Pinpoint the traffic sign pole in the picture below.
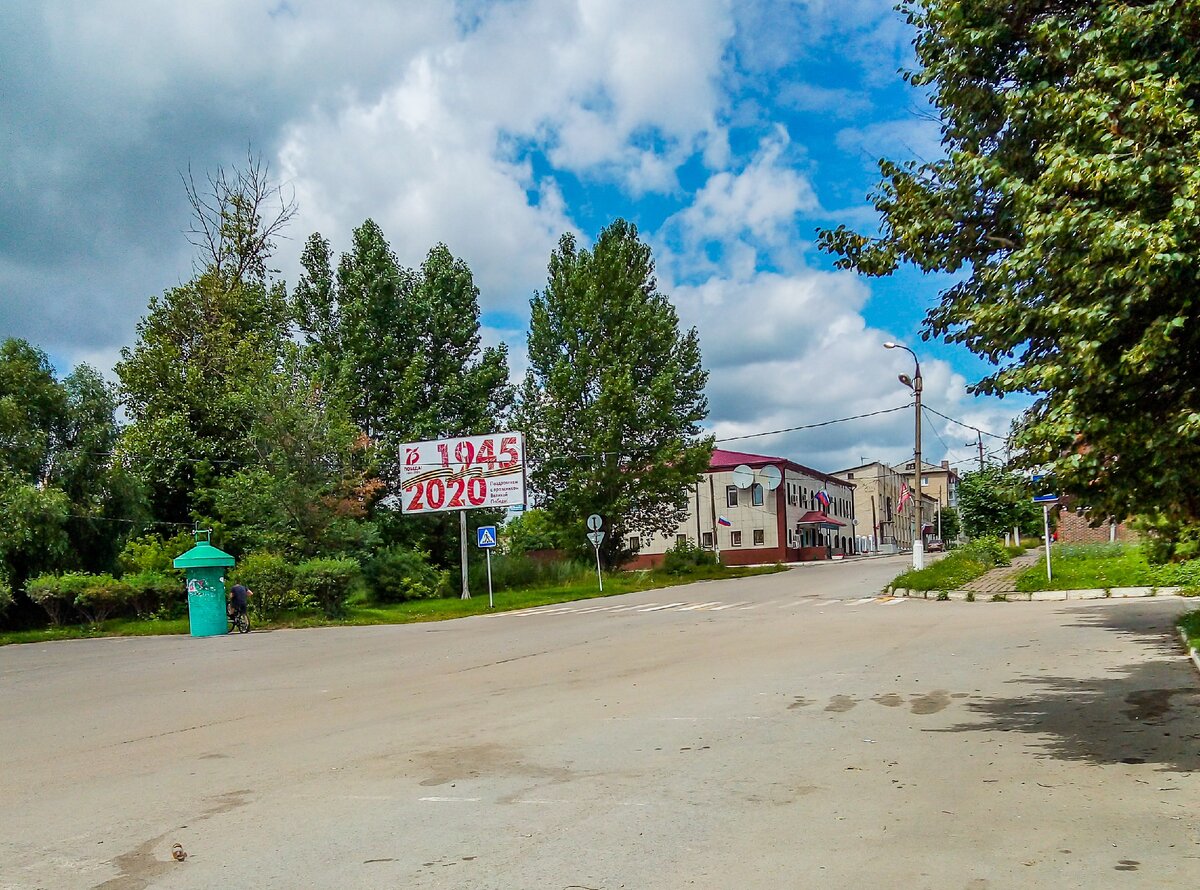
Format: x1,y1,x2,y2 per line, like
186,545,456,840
594,543,603,593
1044,504,1052,582
486,548,493,609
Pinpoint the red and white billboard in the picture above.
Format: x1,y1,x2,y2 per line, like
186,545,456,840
399,432,526,514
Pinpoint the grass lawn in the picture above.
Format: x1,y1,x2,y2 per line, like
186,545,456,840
889,547,1004,592
0,563,784,647
1014,543,1200,592
1179,611,1200,651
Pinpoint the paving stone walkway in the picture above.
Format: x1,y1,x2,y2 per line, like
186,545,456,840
962,549,1044,593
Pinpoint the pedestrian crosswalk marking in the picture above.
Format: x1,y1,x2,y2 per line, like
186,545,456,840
494,596,908,617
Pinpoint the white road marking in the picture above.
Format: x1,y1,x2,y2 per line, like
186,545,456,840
677,602,723,611
637,602,687,612
417,801,482,810
707,601,750,611
884,597,907,606
607,603,656,612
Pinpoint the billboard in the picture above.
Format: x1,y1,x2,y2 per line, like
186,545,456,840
399,432,526,514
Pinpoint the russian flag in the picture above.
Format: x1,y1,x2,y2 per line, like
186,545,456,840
717,516,732,527
815,490,831,509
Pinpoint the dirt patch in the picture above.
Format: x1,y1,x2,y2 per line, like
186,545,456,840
872,693,905,708
825,695,858,713
910,690,952,715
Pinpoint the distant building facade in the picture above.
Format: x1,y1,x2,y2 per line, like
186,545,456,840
832,461,940,552
627,449,857,568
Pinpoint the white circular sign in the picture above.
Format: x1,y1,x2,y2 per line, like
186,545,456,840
586,513,603,531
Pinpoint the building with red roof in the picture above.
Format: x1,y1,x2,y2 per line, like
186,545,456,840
624,448,858,568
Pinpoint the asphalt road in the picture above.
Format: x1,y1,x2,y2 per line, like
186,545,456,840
2,556,1198,889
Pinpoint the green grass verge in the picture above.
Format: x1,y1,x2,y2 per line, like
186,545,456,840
1179,611,1200,651
890,547,1002,592
0,564,785,646
1014,543,1200,592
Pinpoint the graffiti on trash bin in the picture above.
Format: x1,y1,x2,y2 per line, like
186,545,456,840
186,577,219,600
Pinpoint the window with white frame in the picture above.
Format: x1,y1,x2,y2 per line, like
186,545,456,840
753,529,765,546
752,483,764,506
726,485,738,508
627,536,641,551
730,530,742,546
701,531,713,549
676,534,687,547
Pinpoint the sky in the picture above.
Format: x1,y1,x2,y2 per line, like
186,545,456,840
0,0,1029,475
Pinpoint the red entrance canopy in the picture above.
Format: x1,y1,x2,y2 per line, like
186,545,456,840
796,510,846,530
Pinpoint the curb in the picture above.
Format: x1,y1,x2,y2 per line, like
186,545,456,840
887,586,1181,602
1178,628,1200,679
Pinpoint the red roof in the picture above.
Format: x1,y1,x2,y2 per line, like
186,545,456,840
796,510,846,528
709,448,785,470
707,448,853,488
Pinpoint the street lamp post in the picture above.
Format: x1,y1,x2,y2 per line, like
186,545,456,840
885,341,924,570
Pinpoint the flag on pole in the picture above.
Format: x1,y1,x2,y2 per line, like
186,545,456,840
815,490,830,509
897,485,913,513
717,516,732,527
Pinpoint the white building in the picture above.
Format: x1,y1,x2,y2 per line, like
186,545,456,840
628,448,857,567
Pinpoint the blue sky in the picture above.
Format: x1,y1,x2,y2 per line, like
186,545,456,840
0,0,1027,472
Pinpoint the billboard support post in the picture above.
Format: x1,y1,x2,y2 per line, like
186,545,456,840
459,510,470,600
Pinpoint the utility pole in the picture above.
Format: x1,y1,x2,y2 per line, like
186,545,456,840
976,430,984,471
885,342,924,569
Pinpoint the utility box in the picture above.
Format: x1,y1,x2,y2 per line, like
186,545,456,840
173,531,236,637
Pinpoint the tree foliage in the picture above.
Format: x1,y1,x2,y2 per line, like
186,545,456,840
819,1,1200,525
957,466,1039,540
517,220,713,566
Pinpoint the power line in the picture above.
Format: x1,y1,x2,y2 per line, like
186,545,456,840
922,404,1007,440
714,404,912,444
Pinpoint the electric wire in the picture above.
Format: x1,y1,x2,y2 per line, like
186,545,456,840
713,404,912,444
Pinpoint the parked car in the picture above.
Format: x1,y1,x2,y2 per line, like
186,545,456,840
926,539,945,552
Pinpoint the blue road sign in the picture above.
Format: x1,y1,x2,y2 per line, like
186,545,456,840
1032,493,1059,504
476,525,498,548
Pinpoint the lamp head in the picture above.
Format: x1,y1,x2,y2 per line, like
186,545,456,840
883,341,898,349
898,373,913,388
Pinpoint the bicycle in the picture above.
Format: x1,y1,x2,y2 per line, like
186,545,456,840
227,604,250,634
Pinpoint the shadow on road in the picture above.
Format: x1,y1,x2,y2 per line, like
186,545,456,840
931,604,1200,773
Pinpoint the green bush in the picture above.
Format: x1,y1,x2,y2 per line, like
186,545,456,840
364,546,448,603
73,574,131,625
468,553,591,592
25,574,79,626
295,558,360,617
118,531,192,577
122,571,182,618
232,552,304,620
0,571,12,616
661,539,719,575
960,537,1010,567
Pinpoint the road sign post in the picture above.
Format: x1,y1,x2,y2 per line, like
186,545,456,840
476,525,497,608
1032,493,1058,582
586,516,605,592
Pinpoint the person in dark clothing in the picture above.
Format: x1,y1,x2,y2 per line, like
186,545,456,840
228,583,252,618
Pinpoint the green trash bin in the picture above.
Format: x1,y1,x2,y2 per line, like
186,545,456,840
173,531,236,637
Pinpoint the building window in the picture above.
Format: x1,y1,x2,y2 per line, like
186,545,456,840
731,531,742,546
726,485,738,508
787,530,795,547
847,472,854,479
751,483,764,506
922,476,930,486
676,534,687,547
701,531,714,549
628,536,641,551
753,529,765,546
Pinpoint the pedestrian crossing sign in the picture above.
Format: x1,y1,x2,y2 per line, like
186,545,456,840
476,526,498,548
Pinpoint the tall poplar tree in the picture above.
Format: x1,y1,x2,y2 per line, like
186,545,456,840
517,219,712,567
294,224,511,490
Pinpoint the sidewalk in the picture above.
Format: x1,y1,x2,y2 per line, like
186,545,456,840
962,549,1043,594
